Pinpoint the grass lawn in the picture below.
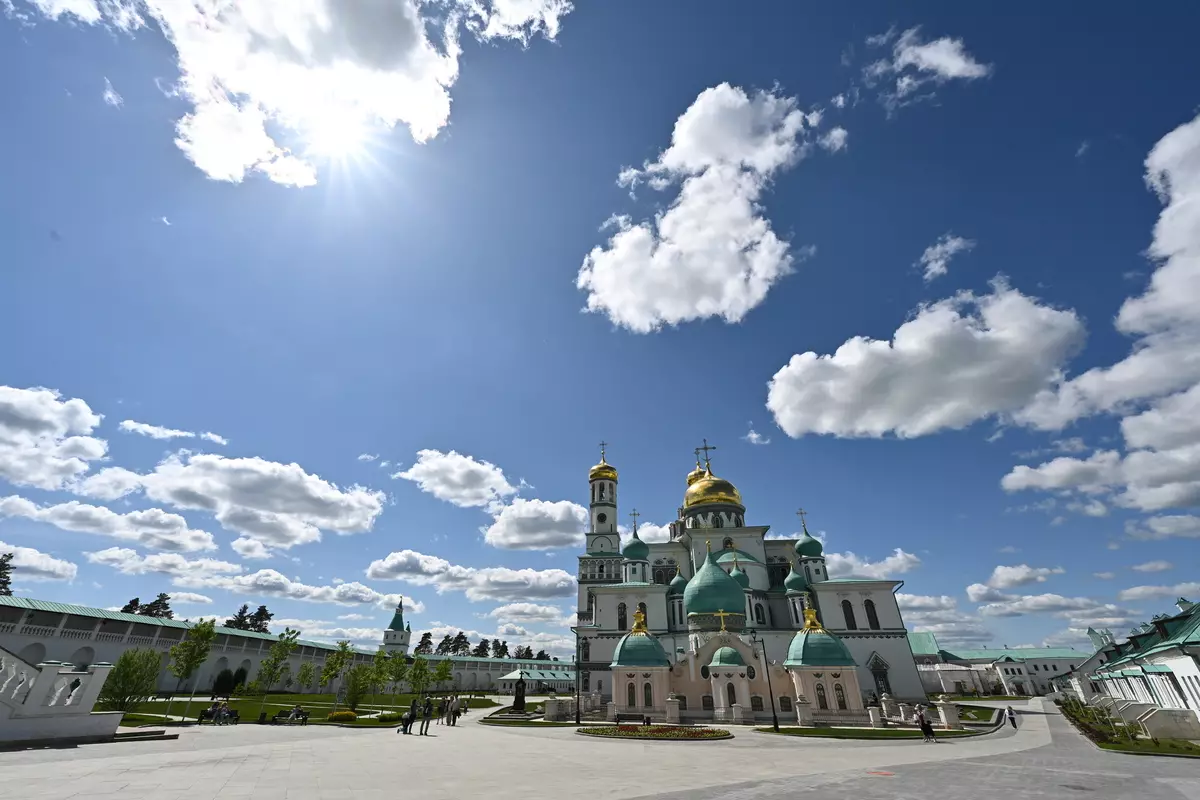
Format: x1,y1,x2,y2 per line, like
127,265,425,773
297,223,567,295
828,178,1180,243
1098,738,1200,757
480,719,579,727
943,695,1025,701
757,726,978,739
159,694,496,722
578,725,731,740
120,713,178,727
957,705,995,722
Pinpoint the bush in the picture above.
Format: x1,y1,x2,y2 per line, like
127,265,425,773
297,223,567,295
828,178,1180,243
327,710,358,723
232,667,248,688
377,712,403,723
97,649,162,713
212,669,236,697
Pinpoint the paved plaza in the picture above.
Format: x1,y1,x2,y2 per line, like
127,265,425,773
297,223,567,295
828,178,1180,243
0,700,1196,800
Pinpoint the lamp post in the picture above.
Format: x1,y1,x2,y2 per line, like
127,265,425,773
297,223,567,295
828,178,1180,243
574,629,582,724
749,629,780,732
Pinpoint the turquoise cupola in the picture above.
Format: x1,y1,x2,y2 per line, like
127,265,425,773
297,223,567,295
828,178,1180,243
708,646,746,668
610,608,670,667
795,531,823,559
683,542,747,619
622,529,649,561
784,562,808,593
728,558,750,589
667,569,689,596
785,607,856,667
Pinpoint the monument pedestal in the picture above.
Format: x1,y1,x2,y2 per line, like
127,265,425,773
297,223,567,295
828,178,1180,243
794,697,813,727
665,696,680,725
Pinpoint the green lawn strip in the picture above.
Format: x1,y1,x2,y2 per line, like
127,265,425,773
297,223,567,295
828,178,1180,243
577,725,731,740
942,695,1026,702
479,718,579,727
120,713,180,727
756,726,977,739
957,705,996,722
1097,739,1200,757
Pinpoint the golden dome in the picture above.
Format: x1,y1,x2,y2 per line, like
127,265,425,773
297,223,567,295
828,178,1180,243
684,469,743,508
686,460,707,486
589,459,618,482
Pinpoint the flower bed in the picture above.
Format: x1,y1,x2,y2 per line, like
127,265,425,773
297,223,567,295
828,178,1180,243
577,725,731,740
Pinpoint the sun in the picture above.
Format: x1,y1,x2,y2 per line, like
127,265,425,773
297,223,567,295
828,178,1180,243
303,115,371,161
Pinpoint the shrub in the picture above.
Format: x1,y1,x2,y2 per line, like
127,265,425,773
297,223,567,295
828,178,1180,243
327,710,358,723
232,667,248,688
212,669,236,697
97,649,162,713
377,712,403,723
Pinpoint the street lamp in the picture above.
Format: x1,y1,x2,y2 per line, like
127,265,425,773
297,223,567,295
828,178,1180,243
748,629,780,732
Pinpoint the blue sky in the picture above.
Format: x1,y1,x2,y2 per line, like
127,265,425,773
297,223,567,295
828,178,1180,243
2,0,1199,655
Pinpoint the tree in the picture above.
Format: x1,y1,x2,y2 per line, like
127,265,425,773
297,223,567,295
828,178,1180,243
225,604,252,630
435,634,454,655
432,658,454,690
414,632,434,655
407,656,432,697
494,640,510,658
490,639,503,658
167,619,216,721
248,605,273,633
212,669,236,697
534,650,550,661
254,628,300,719
0,552,13,596
120,597,141,614
471,639,491,657
97,648,161,713
343,663,373,711
232,666,248,691
450,631,471,655
296,662,315,693
139,593,173,619
320,640,354,704
385,653,409,709
512,645,532,659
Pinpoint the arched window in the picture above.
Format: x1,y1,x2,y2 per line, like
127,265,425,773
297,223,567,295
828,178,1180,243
726,682,737,707
779,696,793,712
581,640,590,661
677,696,688,711
754,604,766,625
597,679,602,693
627,683,635,708
792,601,800,625
598,483,604,500
835,683,847,710
617,603,627,631
643,682,653,708
712,515,723,528
637,602,647,619
842,600,858,630
815,683,828,710
864,599,880,630
702,694,714,711
805,565,812,582
751,695,764,711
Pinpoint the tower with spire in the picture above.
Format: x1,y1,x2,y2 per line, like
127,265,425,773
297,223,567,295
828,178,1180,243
586,442,619,555
381,598,411,655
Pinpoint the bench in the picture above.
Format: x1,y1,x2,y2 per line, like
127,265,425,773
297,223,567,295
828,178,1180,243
198,708,239,725
614,713,649,726
271,709,309,725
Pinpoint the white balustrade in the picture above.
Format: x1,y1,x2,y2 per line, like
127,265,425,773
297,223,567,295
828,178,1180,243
0,623,16,634
17,625,58,637
59,629,95,641
95,632,126,643
125,635,156,646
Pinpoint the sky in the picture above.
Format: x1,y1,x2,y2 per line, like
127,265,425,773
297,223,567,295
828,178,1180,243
2,0,1199,657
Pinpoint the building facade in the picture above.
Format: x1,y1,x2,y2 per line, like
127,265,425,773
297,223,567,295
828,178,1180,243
907,631,1089,696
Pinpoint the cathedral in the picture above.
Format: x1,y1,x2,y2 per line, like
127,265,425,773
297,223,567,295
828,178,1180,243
573,445,925,723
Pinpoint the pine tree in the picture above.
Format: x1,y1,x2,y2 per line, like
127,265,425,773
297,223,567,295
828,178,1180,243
534,649,550,661
496,640,510,658
471,639,491,657
434,634,454,655
414,632,434,654
0,552,13,596
490,638,503,658
139,593,173,618
248,605,273,633
450,631,471,655
120,597,141,614
225,604,252,630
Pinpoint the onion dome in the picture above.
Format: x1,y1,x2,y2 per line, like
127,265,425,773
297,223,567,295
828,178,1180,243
708,646,746,668
610,609,670,667
589,455,618,482
683,543,747,617
686,459,707,486
728,558,750,589
785,607,856,668
667,568,689,596
684,468,744,509
783,562,808,593
622,529,649,561
795,530,823,559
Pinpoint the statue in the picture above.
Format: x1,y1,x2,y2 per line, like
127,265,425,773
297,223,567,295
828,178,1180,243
513,675,527,712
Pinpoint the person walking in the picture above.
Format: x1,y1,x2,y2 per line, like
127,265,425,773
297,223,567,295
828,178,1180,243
420,696,433,735
917,707,936,743
403,697,419,734
1006,706,1018,729
437,697,446,725
449,695,459,726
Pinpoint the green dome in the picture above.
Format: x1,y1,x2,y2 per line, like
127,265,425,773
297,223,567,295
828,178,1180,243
667,570,689,596
610,632,670,667
784,563,808,593
715,549,761,565
728,564,750,589
795,531,823,559
683,548,747,617
623,530,649,561
785,628,856,667
708,646,746,668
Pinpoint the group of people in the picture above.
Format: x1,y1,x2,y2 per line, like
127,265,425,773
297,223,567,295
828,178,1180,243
914,704,1019,742
205,701,235,725
399,695,468,736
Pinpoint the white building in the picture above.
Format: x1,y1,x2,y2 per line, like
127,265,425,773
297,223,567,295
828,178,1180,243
908,632,1089,696
497,668,575,694
573,446,926,709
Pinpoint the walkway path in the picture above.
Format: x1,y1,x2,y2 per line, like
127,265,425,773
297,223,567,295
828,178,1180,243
1,700,1195,800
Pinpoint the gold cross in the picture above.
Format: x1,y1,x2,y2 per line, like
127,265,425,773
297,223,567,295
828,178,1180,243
629,509,640,532
697,439,717,470
712,608,736,632
796,508,808,533
598,441,609,461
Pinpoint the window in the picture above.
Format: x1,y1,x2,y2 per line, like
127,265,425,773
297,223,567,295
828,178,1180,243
627,683,635,707
637,602,647,621
702,694,714,711
815,683,828,710
644,682,653,708
747,665,756,680
726,682,737,707
835,683,847,710
617,603,627,631
768,564,788,587
582,674,589,692
712,515,723,528
677,696,687,710
1052,665,1058,672
751,696,764,711
779,696,792,712
701,665,709,679
864,599,880,630
581,640,590,661
842,600,857,630
754,604,766,625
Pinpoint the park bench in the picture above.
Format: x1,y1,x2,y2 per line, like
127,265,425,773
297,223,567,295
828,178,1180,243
198,708,239,725
614,713,649,725
271,709,309,725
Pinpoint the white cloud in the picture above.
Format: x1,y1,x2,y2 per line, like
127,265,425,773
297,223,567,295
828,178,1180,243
1126,515,1200,540
0,539,78,582
865,26,991,110
270,617,384,644
825,548,920,579
1001,450,1121,494
0,385,107,491
1093,571,1115,580
199,432,228,445
85,547,241,578
394,449,516,509
337,612,370,621
976,592,1133,622
22,0,572,186
917,233,974,282
171,591,213,604
896,593,957,611
997,545,1020,554
365,548,576,601
102,76,123,108
768,279,1085,439
1076,141,1090,159
576,83,820,333
818,127,848,153
76,452,384,552
486,602,567,626
898,594,992,644
482,498,586,549
120,419,197,440
741,424,770,446
1066,498,1109,518
357,453,378,462
619,523,671,545
177,568,421,611
231,537,273,560
831,93,847,109
0,495,216,551
1117,582,1200,602
1131,560,1173,573
986,564,1065,589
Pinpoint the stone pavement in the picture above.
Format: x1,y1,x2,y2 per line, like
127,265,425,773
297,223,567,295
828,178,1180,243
0,699,1196,800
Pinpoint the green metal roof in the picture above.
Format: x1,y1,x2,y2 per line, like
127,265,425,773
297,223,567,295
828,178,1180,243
1142,664,1172,673
684,548,746,616
499,669,576,681
941,646,1086,661
708,646,747,668
907,632,941,656
785,628,856,668
715,549,761,565
610,631,670,668
0,595,191,627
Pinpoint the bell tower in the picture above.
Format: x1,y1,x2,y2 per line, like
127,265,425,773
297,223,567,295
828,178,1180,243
586,442,619,555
